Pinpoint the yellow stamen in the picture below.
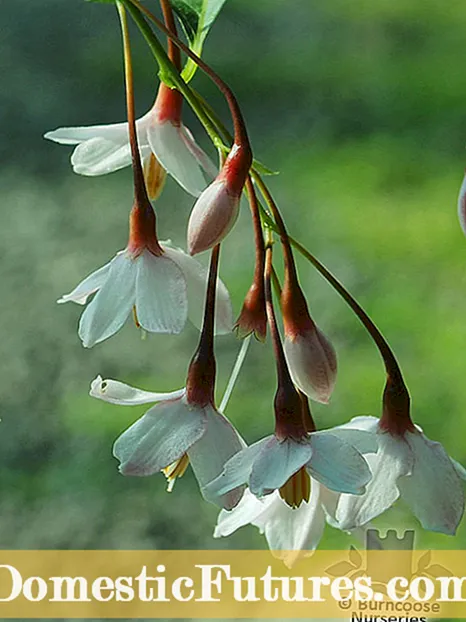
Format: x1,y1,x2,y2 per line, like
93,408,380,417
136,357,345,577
162,454,190,492
279,466,311,508
144,153,167,201
132,305,141,328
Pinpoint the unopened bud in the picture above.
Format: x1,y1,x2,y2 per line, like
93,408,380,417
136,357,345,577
283,325,337,404
234,282,267,341
187,143,251,255
458,171,466,236
187,179,240,255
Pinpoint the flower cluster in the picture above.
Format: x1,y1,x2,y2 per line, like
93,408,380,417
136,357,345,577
47,0,465,568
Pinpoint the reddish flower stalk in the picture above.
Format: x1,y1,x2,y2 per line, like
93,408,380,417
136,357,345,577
186,245,220,407
235,176,267,341
126,0,253,254
264,244,307,442
117,3,163,255
257,178,413,434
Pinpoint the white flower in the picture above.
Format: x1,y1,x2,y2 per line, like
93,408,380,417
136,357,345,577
205,428,373,504
214,485,340,568
44,86,216,197
58,241,233,347
90,376,245,510
334,416,466,535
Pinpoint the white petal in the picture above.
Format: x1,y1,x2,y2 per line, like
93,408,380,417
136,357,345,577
214,489,275,538
262,485,326,568
336,432,412,530
180,124,218,179
57,261,112,305
399,432,465,535
249,437,313,497
71,138,140,176
44,122,130,145
204,436,271,498
114,398,206,476
78,253,136,348
325,426,378,455
452,458,466,481
307,432,371,494
147,120,207,197
162,243,233,335
188,406,245,510
135,251,187,334
90,375,185,405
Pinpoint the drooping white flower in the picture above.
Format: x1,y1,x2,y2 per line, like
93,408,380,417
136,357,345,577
205,428,373,506
214,485,340,568
334,416,466,535
59,240,233,348
44,84,216,197
90,376,245,510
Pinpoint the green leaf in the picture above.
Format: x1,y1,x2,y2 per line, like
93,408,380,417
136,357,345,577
252,157,279,176
170,0,202,42
170,0,229,83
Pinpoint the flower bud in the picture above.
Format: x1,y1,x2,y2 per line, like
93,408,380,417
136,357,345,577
187,143,251,255
187,179,240,255
234,281,267,341
458,171,466,236
281,279,337,403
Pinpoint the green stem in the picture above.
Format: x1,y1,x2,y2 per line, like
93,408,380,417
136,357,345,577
123,0,224,150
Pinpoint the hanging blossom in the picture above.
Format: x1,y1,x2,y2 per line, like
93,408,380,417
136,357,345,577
90,244,245,509
44,84,216,198
58,197,233,347
334,382,466,535
204,383,373,512
90,376,244,509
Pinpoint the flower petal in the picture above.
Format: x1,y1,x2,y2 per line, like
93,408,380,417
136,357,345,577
135,251,188,334
189,406,245,510
204,437,271,498
180,124,218,179
71,138,145,176
90,375,185,405
162,243,233,335
78,253,136,348
214,489,275,538
44,122,130,145
307,432,372,494
399,432,465,535
114,398,206,476
249,437,313,497
147,120,207,197
57,261,112,305
335,432,412,530
262,485,327,568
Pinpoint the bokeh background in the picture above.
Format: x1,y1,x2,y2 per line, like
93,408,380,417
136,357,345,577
2,0,466,619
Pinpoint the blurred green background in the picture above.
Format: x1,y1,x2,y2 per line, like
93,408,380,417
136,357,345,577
2,0,466,614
